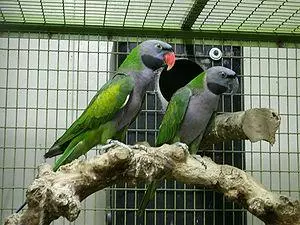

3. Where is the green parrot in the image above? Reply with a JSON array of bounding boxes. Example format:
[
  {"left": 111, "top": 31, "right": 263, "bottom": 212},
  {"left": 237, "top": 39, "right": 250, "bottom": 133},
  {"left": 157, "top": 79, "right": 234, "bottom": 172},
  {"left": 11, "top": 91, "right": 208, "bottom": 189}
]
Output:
[
  {"left": 16, "top": 40, "right": 175, "bottom": 213},
  {"left": 138, "top": 66, "right": 239, "bottom": 214}
]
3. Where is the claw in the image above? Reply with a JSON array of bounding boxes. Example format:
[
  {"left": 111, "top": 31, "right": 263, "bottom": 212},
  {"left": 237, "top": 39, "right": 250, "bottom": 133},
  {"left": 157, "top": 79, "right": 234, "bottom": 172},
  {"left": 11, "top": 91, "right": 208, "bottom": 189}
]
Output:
[
  {"left": 174, "top": 142, "right": 189, "bottom": 152},
  {"left": 98, "top": 140, "right": 132, "bottom": 154},
  {"left": 108, "top": 139, "right": 132, "bottom": 151},
  {"left": 97, "top": 142, "right": 117, "bottom": 154},
  {"left": 132, "top": 143, "right": 148, "bottom": 151}
]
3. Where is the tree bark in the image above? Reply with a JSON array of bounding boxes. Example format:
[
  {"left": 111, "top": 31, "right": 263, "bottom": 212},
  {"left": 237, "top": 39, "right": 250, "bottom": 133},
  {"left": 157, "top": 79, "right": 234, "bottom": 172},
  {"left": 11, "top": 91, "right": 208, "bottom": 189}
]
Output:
[
  {"left": 4, "top": 144, "right": 299, "bottom": 225},
  {"left": 200, "top": 108, "right": 281, "bottom": 148},
  {"left": 5, "top": 108, "right": 296, "bottom": 225}
]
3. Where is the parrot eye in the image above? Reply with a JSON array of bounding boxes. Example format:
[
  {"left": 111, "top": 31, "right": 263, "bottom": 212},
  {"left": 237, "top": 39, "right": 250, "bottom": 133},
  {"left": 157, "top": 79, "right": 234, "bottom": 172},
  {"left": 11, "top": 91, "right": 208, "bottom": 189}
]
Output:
[
  {"left": 155, "top": 43, "right": 163, "bottom": 50},
  {"left": 220, "top": 72, "right": 227, "bottom": 78}
]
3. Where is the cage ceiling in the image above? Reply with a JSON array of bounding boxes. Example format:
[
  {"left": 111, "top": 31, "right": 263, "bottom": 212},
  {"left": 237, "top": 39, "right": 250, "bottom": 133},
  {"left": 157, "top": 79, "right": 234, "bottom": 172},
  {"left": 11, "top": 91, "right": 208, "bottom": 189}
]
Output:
[{"left": 0, "top": 0, "right": 300, "bottom": 43}]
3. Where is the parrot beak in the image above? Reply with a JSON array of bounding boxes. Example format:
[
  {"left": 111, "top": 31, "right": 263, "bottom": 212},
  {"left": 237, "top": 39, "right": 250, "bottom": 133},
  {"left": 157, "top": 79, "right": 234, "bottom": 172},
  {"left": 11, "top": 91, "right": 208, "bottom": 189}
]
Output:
[
  {"left": 164, "top": 52, "right": 176, "bottom": 71},
  {"left": 228, "top": 76, "right": 239, "bottom": 94}
]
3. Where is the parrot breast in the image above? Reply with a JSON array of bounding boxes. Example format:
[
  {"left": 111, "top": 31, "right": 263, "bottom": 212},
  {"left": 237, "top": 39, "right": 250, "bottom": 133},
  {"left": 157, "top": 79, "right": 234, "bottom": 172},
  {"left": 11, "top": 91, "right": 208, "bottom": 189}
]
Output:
[
  {"left": 113, "top": 70, "right": 155, "bottom": 131},
  {"left": 179, "top": 89, "right": 219, "bottom": 145}
]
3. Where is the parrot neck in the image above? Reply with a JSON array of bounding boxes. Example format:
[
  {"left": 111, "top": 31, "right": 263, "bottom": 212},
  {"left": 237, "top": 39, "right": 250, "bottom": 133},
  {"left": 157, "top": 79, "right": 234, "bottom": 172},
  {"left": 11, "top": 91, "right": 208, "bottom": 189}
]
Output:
[
  {"left": 133, "top": 67, "right": 156, "bottom": 88},
  {"left": 119, "top": 46, "right": 145, "bottom": 73},
  {"left": 187, "top": 71, "right": 206, "bottom": 91}
]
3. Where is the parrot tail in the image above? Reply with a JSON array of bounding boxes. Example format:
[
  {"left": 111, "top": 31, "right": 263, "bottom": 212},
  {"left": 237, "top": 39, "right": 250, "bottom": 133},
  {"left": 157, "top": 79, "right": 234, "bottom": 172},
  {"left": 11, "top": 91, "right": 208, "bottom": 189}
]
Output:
[
  {"left": 138, "top": 181, "right": 157, "bottom": 215},
  {"left": 44, "top": 141, "right": 70, "bottom": 158},
  {"left": 16, "top": 201, "right": 27, "bottom": 213}
]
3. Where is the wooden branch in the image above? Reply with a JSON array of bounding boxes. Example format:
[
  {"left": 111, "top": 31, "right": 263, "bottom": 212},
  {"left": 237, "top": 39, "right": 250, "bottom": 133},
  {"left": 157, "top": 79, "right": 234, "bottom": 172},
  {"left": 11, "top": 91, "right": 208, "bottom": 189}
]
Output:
[
  {"left": 4, "top": 108, "right": 286, "bottom": 225},
  {"left": 4, "top": 143, "right": 300, "bottom": 225},
  {"left": 200, "top": 108, "right": 281, "bottom": 148}
]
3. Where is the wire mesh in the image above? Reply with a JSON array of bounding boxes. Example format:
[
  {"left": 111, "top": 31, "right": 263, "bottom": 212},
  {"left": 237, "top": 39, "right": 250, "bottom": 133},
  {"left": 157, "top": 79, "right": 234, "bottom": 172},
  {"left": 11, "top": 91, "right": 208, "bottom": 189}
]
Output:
[
  {"left": 243, "top": 45, "right": 300, "bottom": 224},
  {"left": 192, "top": 0, "right": 300, "bottom": 33},
  {"left": 0, "top": 0, "right": 194, "bottom": 29},
  {"left": 0, "top": 0, "right": 299, "bottom": 33},
  {"left": 0, "top": 32, "right": 299, "bottom": 225}
]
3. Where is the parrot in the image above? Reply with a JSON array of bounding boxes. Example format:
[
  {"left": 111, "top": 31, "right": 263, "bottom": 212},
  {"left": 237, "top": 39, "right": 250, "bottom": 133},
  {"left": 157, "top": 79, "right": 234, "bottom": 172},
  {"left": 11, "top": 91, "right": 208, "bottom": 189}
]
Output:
[
  {"left": 16, "top": 40, "right": 175, "bottom": 213},
  {"left": 138, "top": 66, "right": 239, "bottom": 214}
]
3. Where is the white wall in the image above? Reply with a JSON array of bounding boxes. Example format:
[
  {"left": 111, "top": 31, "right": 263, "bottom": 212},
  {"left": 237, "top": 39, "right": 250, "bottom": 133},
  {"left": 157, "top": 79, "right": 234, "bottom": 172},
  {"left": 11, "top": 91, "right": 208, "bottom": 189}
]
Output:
[
  {"left": 0, "top": 36, "right": 113, "bottom": 224},
  {"left": 243, "top": 47, "right": 300, "bottom": 225}
]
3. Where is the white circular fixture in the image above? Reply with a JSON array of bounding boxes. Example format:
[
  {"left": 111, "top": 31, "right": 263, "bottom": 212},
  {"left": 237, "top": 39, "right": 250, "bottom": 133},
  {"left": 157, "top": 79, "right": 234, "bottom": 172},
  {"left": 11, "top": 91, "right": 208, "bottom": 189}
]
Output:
[{"left": 209, "top": 47, "right": 222, "bottom": 60}]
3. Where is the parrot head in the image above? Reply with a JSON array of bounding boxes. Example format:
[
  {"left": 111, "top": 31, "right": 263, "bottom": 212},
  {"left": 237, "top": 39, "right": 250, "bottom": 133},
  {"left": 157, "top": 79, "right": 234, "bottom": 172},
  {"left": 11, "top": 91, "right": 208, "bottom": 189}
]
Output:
[
  {"left": 206, "top": 66, "right": 239, "bottom": 95},
  {"left": 140, "top": 40, "right": 175, "bottom": 71}
]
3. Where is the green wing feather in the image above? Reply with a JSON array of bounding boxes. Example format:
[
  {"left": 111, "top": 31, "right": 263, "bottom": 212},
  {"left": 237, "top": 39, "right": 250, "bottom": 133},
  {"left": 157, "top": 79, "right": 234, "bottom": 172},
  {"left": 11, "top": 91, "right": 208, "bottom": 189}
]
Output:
[
  {"left": 156, "top": 87, "right": 192, "bottom": 146},
  {"left": 45, "top": 73, "right": 134, "bottom": 158}
]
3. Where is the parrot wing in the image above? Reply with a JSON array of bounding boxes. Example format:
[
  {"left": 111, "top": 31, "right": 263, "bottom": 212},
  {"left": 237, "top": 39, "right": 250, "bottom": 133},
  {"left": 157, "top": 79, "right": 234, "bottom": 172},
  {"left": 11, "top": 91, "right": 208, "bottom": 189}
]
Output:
[
  {"left": 44, "top": 73, "right": 135, "bottom": 158},
  {"left": 156, "top": 87, "right": 192, "bottom": 146}
]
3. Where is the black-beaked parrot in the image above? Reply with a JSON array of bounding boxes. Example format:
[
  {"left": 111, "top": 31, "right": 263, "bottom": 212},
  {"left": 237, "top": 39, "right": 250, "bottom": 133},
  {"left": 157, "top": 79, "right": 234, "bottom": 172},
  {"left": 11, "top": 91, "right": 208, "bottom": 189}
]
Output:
[{"left": 139, "top": 66, "right": 239, "bottom": 213}]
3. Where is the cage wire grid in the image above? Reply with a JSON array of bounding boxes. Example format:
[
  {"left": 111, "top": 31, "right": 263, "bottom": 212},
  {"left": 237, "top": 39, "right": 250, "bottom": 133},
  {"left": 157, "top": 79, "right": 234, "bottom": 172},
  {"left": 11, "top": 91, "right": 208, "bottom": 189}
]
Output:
[
  {"left": 0, "top": 32, "right": 299, "bottom": 225},
  {"left": 1, "top": 0, "right": 300, "bottom": 33},
  {"left": 0, "top": 0, "right": 300, "bottom": 224}
]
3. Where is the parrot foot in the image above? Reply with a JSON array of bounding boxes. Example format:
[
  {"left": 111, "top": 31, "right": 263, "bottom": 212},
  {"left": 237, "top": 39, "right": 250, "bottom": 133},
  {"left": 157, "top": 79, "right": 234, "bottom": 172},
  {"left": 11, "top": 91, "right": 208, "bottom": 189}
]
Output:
[
  {"left": 132, "top": 143, "right": 148, "bottom": 152},
  {"left": 107, "top": 139, "right": 132, "bottom": 151},
  {"left": 98, "top": 142, "right": 117, "bottom": 154},
  {"left": 174, "top": 142, "right": 189, "bottom": 154},
  {"left": 174, "top": 142, "right": 188, "bottom": 150},
  {"left": 98, "top": 140, "right": 132, "bottom": 154}
]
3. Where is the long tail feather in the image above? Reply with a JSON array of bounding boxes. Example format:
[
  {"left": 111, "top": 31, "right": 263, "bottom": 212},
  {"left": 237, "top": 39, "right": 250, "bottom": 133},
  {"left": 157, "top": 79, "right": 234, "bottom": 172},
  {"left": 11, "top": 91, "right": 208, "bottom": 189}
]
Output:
[
  {"left": 44, "top": 144, "right": 64, "bottom": 158},
  {"left": 138, "top": 181, "right": 157, "bottom": 215},
  {"left": 44, "top": 140, "right": 71, "bottom": 158}
]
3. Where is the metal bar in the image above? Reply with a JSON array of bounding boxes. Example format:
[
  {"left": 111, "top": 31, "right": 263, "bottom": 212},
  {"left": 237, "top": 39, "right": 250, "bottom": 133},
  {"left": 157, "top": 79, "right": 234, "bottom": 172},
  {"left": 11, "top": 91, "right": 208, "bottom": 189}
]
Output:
[
  {"left": 22, "top": 32, "right": 31, "bottom": 213},
  {"left": 0, "top": 32, "right": 9, "bottom": 220},
  {"left": 292, "top": 24, "right": 300, "bottom": 33},
  {"left": 122, "top": 0, "right": 131, "bottom": 27},
  {"left": 198, "top": 0, "right": 220, "bottom": 30},
  {"left": 296, "top": 45, "right": 300, "bottom": 202},
  {"left": 256, "top": 0, "right": 286, "bottom": 30},
  {"left": 286, "top": 47, "right": 291, "bottom": 198},
  {"left": 237, "top": 0, "right": 265, "bottom": 30},
  {"left": 16, "top": 0, "right": 26, "bottom": 23},
  {"left": 83, "top": 0, "right": 86, "bottom": 26},
  {"left": 11, "top": 32, "right": 21, "bottom": 212},
  {"left": 276, "top": 47, "right": 282, "bottom": 197},
  {"left": 274, "top": 8, "right": 299, "bottom": 31},
  {"left": 142, "top": 0, "right": 153, "bottom": 28},
  {"left": 39, "top": 0, "right": 46, "bottom": 24},
  {"left": 1, "top": 23, "right": 300, "bottom": 43},
  {"left": 217, "top": 0, "right": 242, "bottom": 30},
  {"left": 103, "top": 0, "right": 109, "bottom": 26},
  {"left": 181, "top": 0, "right": 209, "bottom": 30},
  {"left": 0, "top": 8, "right": 6, "bottom": 22},
  {"left": 62, "top": 0, "right": 66, "bottom": 25},
  {"left": 161, "top": 0, "right": 175, "bottom": 28}
]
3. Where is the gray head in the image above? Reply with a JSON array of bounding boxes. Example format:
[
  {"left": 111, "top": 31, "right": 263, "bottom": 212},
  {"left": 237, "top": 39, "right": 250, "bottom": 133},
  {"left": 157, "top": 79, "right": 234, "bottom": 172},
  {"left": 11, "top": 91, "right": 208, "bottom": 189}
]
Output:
[
  {"left": 140, "top": 40, "right": 175, "bottom": 71},
  {"left": 206, "top": 66, "right": 239, "bottom": 95}
]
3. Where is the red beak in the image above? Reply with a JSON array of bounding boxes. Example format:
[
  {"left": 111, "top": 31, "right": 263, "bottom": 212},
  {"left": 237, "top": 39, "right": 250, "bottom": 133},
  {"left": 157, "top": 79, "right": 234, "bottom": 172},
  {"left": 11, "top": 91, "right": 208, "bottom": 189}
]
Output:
[{"left": 164, "top": 52, "right": 176, "bottom": 71}]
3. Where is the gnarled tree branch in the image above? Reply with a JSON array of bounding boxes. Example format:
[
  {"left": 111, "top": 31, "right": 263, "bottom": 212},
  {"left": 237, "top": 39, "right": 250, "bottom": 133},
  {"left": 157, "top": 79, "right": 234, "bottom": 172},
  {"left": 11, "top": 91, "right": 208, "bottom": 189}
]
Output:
[
  {"left": 200, "top": 108, "right": 281, "bottom": 148},
  {"left": 5, "top": 108, "right": 295, "bottom": 225},
  {"left": 4, "top": 144, "right": 299, "bottom": 225}
]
